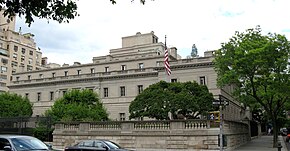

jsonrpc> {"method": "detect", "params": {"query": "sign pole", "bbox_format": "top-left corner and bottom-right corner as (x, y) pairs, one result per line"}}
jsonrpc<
(219, 105), (223, 151)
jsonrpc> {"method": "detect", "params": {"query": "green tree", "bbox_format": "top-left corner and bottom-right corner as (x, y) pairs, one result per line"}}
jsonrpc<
(45, 89), (108, 122)
(0, 92), (32, 117)
(0, 0), (149, 26)
(214, 26), (290, 147)
(129, 81), (214, 120)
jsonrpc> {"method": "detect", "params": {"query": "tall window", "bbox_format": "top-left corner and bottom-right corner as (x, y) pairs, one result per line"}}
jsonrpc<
(21, 48), (26, 54)
(121, 65), (126, 71)
(64, 71), (68, 76)
(137, 85), (143, 94)
(37, 92), (41, 101)
(199, 76), (206, 85)
(25, 93), (29, 98)
(120, 86), (125, 96)
(138, 63), (144, 69)
(28, 75), (31, 80)
(52, 72), (56, 78)
(119, 113), (125, 121)
(50, 91), (54, 101)
(104, 88), (108, 97)
(105, 67), (109, 72)
(13, 53), (17, 60)
(77, 70), (81, 75)
(90, 68), (95, 74)
(28, 58), (33, 64)
(39, 74), (43, 78)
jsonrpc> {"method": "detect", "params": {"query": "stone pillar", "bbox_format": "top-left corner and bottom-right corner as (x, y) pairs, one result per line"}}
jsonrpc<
(121, 122), (133, 133)
(79, 123), (89, 132)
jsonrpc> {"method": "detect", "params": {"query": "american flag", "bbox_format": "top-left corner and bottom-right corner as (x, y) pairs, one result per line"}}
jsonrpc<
(164, 41), (171, 76)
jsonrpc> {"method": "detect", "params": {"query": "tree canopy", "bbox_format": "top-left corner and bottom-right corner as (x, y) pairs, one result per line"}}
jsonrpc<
(129, 81), (214, 120)
(0, 0), (149, 26)
(214, 26), (290, 147)
(45, 89), (108, 122)
(0, 92), (32, 117)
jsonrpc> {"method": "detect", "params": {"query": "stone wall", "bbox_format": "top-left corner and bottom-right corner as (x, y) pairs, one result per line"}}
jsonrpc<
(53, 120), (250, 151)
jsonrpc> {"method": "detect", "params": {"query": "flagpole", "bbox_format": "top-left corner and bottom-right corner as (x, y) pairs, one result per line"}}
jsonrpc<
(164, 35), (171, 83)
(165, 35), (168, 82)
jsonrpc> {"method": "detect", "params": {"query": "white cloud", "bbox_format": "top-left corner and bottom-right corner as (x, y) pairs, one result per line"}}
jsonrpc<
(15, 0), (290, 65)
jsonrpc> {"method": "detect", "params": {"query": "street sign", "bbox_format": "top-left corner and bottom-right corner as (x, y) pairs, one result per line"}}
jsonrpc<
(212, 100), (229, 106)
(212, 95), (230, 106)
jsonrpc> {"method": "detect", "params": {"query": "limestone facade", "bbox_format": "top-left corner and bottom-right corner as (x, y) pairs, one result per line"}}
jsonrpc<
(8, 31), (245, 121)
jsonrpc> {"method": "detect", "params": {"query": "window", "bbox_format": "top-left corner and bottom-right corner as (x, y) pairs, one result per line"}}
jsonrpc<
(0, 75), (7, 80)
(12, 61), (17, 67)
(37, 92), (41, 101)
(105, 67), (109, 72)
(28, 58), (33, 64)
(16, 77), (19, 81)
(90, 68), (95, 74)
(120, 86), (125, 96)
(62, 90), (67, 96)
(121, 65), (126, 71)
(1, 58), (8, 64)
(13, 53), (17, 60)
(77, 70), (81, 75)
(21, 48), (26, 54)
(171, 79), (177, 83)
(21, 56), (25, 62)
(28, 75), (31, 80)
(52, 72), (56, 78)
(137, 85), (143, 94)
(14, 45), (18, 51)
(119, 113), (125, 121)
(27, 65), (32, 71)
(0, 138), (11, 148)
(25, 93), (29, 98)
(199, 76), (206, 85)
(50, 91), (54, 101)
(39, 74), (43, 78)
(0, 66), (7, 72)
(64, 71), (68, 76)
(29, 50), (33, 55)
(138, 63), (144, 69)
(103, 88), (108, 97)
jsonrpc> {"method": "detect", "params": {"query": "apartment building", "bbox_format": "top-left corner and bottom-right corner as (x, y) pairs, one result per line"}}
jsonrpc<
(0, 10), (43, 92)
(8, 31), (245, 121)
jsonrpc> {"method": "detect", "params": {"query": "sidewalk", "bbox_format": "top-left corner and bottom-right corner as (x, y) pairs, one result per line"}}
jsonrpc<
(233, 135), (288, 151)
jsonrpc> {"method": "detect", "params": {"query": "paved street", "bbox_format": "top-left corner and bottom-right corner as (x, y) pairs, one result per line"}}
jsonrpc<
(233, 135), (288, 151)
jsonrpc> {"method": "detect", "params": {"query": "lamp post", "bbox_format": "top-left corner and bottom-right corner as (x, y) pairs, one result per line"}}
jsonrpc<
(213, 95), (229, 151)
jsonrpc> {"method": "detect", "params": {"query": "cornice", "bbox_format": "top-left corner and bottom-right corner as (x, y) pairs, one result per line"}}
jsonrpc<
(8, 72), (158, 89)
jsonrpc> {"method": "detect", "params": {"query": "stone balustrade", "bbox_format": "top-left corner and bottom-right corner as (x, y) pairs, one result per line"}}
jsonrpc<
(53, 120), (249, 151)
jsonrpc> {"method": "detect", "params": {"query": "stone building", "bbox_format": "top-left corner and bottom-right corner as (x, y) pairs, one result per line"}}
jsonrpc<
(8, 31), (245, 121)
(0, 10), (43, 92)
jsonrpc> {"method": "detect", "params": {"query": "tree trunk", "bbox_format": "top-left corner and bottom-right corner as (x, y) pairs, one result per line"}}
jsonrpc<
(272, 118), (278, 148)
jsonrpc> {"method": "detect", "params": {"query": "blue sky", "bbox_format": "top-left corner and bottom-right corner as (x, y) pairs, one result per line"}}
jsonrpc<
(15, 0), (290, 65)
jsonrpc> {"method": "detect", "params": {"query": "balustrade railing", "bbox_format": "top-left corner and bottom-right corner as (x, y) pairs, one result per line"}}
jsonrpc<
(134, 121), (170, 129)
(90, 121), (121, 130)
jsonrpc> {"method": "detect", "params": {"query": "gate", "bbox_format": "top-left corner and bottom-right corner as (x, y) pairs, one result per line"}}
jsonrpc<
(0, 116), (52, 141)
